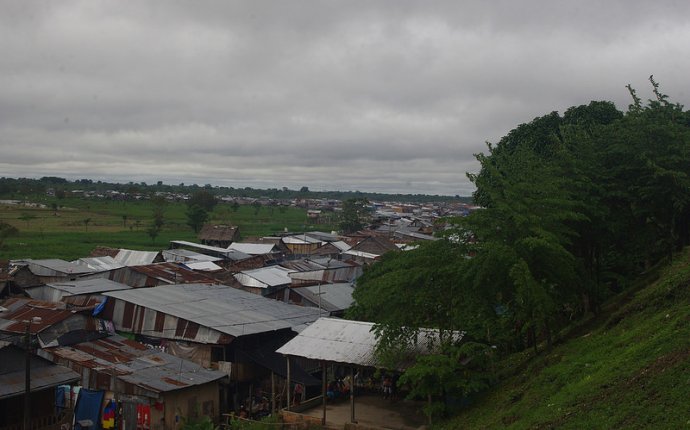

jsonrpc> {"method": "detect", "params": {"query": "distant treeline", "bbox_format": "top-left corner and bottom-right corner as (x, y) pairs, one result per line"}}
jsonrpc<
(0, 176), (470, 204)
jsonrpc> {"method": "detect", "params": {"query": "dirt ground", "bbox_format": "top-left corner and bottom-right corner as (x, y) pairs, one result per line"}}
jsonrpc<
(300, 394), (427, 429)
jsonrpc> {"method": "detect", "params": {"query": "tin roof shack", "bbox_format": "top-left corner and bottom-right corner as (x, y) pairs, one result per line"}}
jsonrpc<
(24, 278), (131, 307)
(162, 248), (224, 264)
(227, 242), (283, 261)
(0, 298), (108, 348)
(169, 240), (252, 263)
(198, 224), (240, 248)
(38, 335), (227, 427)
(342, 236), (400, 264)
(283, 258), (362, 287)
(276, 317), (463, 426)
(101, 284), (322, 409)
(233, 266), (294, 296)
(108, 262), (217, 288)
(281, 235), (323, 256)
(284, 283), (355, 317)
(10, 259), (95, 288)
(0, 343), (80, 429)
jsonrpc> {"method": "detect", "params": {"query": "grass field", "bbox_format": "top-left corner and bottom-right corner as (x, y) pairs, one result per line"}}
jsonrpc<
(0, 197), (337, 260)
(440, 250), (690, 429)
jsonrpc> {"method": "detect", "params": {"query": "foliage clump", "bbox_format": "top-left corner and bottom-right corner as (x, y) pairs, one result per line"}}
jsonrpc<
(349, 77), (690, 423)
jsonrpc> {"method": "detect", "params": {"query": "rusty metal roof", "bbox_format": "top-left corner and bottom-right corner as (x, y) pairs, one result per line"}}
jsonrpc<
(41, 334), (226, 394)
(128, 262), (217, 284)
(0, 298), (74, 334)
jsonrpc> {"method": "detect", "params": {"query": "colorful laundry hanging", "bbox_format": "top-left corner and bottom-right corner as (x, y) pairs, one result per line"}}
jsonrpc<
(102, 399), (116, 429)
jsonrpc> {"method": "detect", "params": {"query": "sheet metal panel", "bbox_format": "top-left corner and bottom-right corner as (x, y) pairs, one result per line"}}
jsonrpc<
(294, 283), (355, 312)
(105, 284), (321, 340)
(169, 241), (250, 261)
(276, 318), (379, 367)
(227, 243), (277, 255)
(41, 335), (225, 395)
(77, 256), (126, 271)
(234, 266), (294, 288)
(162, 249), (223, 263)
(276, 317), (463, 368)
(114, 249), (160, 267)
(46, 278), (132, 296)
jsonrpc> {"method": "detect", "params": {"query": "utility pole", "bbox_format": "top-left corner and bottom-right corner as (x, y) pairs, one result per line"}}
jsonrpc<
(24, 321), (31, 430)
(24, 317), (41, 430)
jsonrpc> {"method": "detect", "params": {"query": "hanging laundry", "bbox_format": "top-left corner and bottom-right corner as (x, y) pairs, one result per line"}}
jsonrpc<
(102, 399), (116, 429)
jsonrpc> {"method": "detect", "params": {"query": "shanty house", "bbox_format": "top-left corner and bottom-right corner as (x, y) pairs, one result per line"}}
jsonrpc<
(198, 224), (240, 248)
(39, 334), (227, 429)
(100, 284), (322, 410)
(0, 343), (80, 429)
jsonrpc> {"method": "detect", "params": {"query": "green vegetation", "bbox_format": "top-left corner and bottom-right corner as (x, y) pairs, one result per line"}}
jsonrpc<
(349, 78), (690, 426)
(0, 197), (333, 260)
(442, 250), (690, 429)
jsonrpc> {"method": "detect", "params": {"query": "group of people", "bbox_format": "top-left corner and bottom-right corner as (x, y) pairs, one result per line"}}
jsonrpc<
(326, 378), (351, 401)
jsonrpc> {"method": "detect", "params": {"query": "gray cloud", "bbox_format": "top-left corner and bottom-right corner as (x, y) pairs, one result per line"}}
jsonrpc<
(1, 1), (689, 196)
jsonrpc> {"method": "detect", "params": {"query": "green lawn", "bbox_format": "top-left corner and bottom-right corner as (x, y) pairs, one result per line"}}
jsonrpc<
(0, 197), (337, 260)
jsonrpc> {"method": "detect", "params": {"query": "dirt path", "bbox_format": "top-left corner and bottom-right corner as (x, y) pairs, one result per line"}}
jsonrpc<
(300, 394), (427, 429)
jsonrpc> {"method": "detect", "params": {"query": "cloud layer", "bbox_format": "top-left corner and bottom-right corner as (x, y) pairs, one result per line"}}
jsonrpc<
(1, 1), (689, 195)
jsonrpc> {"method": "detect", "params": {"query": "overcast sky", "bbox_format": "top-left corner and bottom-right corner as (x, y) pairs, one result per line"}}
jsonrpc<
(1, 1), (688, 196)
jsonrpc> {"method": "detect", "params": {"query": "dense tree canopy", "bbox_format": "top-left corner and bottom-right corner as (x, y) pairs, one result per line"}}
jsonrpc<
(349, 78), (690, 419)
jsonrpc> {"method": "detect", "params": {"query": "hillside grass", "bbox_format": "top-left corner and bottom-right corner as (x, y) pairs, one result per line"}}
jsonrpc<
(442, 250), (690, 429)
(0, 198), (337, 260)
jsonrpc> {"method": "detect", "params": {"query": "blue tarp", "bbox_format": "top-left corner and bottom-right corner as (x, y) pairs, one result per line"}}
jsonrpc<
(74, 388), (104, 430)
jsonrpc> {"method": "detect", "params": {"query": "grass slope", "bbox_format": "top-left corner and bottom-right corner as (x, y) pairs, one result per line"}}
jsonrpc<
(443, 251), (690, 429)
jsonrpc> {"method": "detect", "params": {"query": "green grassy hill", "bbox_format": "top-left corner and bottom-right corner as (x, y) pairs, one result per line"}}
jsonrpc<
(442, 251), (690, 429)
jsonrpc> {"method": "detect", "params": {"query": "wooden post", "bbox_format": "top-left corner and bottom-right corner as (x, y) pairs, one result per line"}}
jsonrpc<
(271, 371), (276, 415)
(321, 361), (327, 426)
(249, 384), (254, 419)
(350, 366), (356, 423)
(286, 356), (291, 411)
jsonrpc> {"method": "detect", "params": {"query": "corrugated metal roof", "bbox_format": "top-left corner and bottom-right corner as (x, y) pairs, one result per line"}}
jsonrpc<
(0, 344), (80, 399)
(129, 262), (217, 284)
(162, 249), (223, 263)
(234, 266), (294, 288)
(45, 278), (131, 296)
(0, 298), (74, 334)
(227, 243), (277, 255)
(183, 261), (223, 272)
(294, 283), (355, 312)
(305, 231), (340, 242)
(15, 259), (93, 276)
(282, 236), (322, 245)
(104, 284), (321, 338)
(114, 249), (161, 266)
(331, 241), (352, 252)
(169, 241), (250, 261)
(342, 250), (380, 260)
(77, 256), (125, 271)
(276, 317), (463, 369)
(41, 335), (225, 394)
(276, 318), (380, 367)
